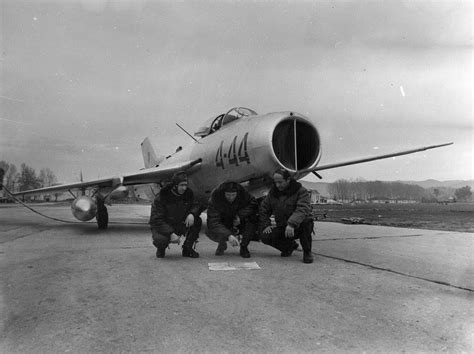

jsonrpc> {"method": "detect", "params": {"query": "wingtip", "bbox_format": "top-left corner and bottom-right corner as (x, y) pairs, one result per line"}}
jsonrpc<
(439, 142), (454, 147)
(428, 142), (454, 149)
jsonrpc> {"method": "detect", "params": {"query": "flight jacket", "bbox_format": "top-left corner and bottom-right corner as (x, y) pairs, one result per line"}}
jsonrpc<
(259, 179), (312, 230)
(149, 184), (202, 236)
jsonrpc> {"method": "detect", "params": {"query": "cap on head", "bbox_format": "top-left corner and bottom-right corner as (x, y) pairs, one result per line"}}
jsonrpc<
(171, 171), (188, 186)
(273, 168), (291, 180)
(222, 181), (239, 193)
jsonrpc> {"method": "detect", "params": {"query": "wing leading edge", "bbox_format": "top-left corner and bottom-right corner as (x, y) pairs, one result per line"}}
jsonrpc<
(122, 158), (202, 185)
(300, 142), (453, 174)
(12, 158), (202, 197)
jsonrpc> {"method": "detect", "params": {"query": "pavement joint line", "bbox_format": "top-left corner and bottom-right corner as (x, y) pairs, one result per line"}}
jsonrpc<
(115, 246), (149, 249)
(0, 229), (51, 244)
(315, 234), (426, 241)
(315, 253), (474, 292)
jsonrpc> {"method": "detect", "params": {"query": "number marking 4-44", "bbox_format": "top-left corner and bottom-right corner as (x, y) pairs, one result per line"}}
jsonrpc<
(215, 133), (250, 169)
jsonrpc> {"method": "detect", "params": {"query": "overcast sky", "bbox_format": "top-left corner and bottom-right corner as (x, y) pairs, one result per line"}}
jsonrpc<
(1, 0), (472, 183)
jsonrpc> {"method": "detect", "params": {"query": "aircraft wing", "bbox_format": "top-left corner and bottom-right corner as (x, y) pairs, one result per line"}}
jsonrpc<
(122, 158), (202, 185)
(12, 158), (202, 197)
(11, 177), (123, 197)
(300, 142), (453, 175)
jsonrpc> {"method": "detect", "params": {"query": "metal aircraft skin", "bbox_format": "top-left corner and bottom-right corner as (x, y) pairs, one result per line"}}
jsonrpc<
(8, 107), (452, 229)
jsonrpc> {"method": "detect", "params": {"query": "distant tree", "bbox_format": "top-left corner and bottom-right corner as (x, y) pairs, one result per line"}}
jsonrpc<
(39, 168), (57, 187)
(427, 186), (452, 201)
(329, 179), (350, 201)
(0, 161), (18, 194)
(329, 179), (427, 202)
(0, 161), (8, 189)
(0, 161), (8, 174)
(366, 181), (385, 199)
(454, 186), (472, 202)
(6, 164), (18, 192)
(17, 163), (41, 191)
(351, 178), (368, 200)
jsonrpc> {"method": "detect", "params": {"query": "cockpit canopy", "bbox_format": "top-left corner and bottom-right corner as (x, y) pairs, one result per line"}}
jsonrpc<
(194, 107), (258, 137)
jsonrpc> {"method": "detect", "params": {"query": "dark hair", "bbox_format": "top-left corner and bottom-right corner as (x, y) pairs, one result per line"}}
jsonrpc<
(272, 168), (291, 180)
(171, 171), (188, 185)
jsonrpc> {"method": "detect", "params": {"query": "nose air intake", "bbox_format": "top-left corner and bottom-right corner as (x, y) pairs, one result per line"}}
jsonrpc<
(272, 118), (320, 171)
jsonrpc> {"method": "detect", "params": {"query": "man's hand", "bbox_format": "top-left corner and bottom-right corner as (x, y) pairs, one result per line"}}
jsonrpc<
(262, 226), (273, 235)
(228, 235), (239, 247)
(170, 233), (181, 244)
(233, 215), (241, 227)
(285, 225), (295, 238)
(185, 214), (195, 227)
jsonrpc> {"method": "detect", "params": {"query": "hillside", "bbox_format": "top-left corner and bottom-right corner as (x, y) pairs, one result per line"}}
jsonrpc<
(399, 179), (474, 189)
(300, 179), (473, 198)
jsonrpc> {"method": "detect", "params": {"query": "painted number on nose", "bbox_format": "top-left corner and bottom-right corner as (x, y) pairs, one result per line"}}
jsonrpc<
(216, 133), (250, 169)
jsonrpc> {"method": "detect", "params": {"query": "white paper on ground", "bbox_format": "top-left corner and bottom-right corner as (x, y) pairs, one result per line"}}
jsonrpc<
(208, 262), (261, 271)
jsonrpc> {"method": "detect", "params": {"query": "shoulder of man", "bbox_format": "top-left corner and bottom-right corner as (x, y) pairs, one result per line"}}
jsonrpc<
(287, 179), (304, 195)
(236, 184), (253, 201)
(157, 184), (174, 203)
(209, 187), (221, 204)
(183, 187), (194, 201)
(267, 184), (278, 198)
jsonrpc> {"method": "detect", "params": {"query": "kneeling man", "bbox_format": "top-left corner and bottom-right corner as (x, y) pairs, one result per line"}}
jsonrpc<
(149, 171), (202, 258)
(207, 181), (258, 258)
(259, 169), (314, 264)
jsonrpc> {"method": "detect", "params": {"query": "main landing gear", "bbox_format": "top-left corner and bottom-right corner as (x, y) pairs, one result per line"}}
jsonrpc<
(96, 198), (109, 229)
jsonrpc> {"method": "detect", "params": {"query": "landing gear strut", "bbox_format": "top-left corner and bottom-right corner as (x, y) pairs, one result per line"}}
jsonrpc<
(96, 198), (109, 229)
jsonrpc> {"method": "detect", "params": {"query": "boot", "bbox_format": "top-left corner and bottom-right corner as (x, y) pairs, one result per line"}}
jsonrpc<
(182, 246), (199, 258)
(298, 221), (313, 263)
(303, 251), (314, 264)
(280, 241), (299, 257)
(215, 241), (227, 256)
(156, 247), (166, 258)
(240, 245), (250, 258)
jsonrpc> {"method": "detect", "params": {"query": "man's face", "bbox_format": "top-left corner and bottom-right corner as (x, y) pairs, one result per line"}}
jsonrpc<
(273, 173), (290, 191)
(224, 191), (237, 203)
(176, 181), (188, 195)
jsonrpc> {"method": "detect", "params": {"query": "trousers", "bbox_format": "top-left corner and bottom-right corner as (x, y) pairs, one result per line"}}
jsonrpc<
(151, 217), (202, 249)
(260, 219), (314, 253)
(207, 219), (257, 247)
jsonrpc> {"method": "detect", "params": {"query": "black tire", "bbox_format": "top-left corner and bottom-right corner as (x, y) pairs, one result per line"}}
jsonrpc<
(96, 203), (108, 229)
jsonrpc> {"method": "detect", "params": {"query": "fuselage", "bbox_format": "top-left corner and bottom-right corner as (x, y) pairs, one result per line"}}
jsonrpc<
(151, 109), (322, 202)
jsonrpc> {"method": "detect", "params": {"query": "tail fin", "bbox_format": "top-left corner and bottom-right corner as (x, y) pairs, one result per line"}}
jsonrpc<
(141, 138), (163, 168)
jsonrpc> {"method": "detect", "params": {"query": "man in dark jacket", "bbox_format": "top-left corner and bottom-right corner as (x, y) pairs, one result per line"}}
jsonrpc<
(149, 171), (202, 258)
(207, 181), (258, 258)
(259, 169), (314, 263)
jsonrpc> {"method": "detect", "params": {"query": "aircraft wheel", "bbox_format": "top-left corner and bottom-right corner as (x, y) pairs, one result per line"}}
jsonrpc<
(96, 200), (109, 229)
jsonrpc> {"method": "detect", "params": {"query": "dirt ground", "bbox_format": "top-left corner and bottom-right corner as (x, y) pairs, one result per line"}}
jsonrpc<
(313, 202), (474, 233)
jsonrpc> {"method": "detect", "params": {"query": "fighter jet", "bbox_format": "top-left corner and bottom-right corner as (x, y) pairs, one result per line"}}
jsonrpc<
(4, 107), (452, 229)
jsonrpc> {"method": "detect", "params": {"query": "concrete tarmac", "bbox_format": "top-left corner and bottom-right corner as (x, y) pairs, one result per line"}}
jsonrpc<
(1, 203), (472, 353)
